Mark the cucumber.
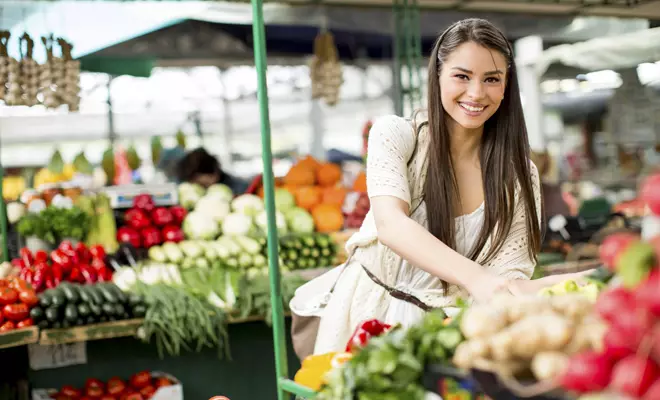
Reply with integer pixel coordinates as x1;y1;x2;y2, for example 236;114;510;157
105;284;127;304
84;285;104;305
86;316;97;325
45;307;60;323
98;315;108;323
37;320;49;329
75;318;84;326
114;304;126;317
60;283;80;304
51;321;62;329
127;293;144;307
77;304;91;318
89;303;102;317
38;291;53;308
30;307;45;323
50;289;67;308
64;304;79;322
78;286;92;303
102;303;116;316
131;305;147;318
98;285;118;303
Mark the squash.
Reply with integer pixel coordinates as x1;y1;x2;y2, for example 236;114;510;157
353;172;367;192
297;155;322;172
322;186;347;208
316;162;342;187
295;186;322;211
312;203;344;233
285;165;316;187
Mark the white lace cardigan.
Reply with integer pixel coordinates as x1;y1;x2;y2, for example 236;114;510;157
344;114;543;308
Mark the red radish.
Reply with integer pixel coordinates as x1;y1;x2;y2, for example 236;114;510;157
610;308;656;351
603;325;635;362
117;227;141;249
599;233;639;270
169;206;187;225
559;351;613;393
641;174;660;215
636;269;660;316
642;378;660;400
596;286;635;323
162;225;184;243
611;355;660;398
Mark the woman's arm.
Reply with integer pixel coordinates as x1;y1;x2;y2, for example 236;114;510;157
371;196;502;295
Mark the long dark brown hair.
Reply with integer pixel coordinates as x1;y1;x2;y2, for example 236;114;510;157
421;18;542;289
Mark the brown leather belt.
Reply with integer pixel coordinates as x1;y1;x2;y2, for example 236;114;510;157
360;264;433;312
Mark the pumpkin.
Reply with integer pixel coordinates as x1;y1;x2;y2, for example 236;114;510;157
353;172;367;192
322;186;347;208
285;165;316;187
317;162;342;187
312;204;345;233
295;186;322;211
297;155;322;172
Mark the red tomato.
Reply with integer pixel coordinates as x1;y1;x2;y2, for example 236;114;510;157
0;287;18;305
3;303;29;321
17;318;33;329
139;385;156;399
129;371;152;389
86;385;104;398
59;385;83;398
18;289;39;307
106;377;126;396
0;321;15;332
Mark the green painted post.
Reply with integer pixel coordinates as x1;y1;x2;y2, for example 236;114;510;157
0;163;8;262
249;0;288;399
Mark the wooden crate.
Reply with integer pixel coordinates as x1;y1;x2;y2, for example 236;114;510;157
0;326;39;349
39;319;144;345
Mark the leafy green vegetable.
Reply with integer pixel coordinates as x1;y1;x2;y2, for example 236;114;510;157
317;308;466;400
17;213;55;244
42;206;91;242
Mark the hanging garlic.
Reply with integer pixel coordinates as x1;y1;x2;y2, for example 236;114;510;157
309;31;343;106
0;31;10;102
39;35;60;109
18;33;39;106
4;57;21;106
57;38;80;112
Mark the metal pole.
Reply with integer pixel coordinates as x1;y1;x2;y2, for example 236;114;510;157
250;1;288;399
392;0;404;116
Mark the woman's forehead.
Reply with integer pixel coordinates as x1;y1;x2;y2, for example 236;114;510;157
444;42;507;74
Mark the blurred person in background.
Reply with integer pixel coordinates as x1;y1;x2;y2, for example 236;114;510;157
176;148;249;195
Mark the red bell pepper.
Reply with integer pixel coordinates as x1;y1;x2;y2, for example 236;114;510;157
45;277;57;289
11;258;25;270
19;268;34;286
91;257;106;271
97;266;114;282
117;227;142;248
50;250;73;271
133;193;155;212
59;240;75;254
19;248;33;268
89;245;106;261
80;264;98;284
32;262;50;292
141;227;162;248
151;207;173;227
51;263;64;284
34;250;49;264
161;225;184;243
76;242;92;263
69;266;83;283
169;205;187;225
345;319;392;352
125;208;152;230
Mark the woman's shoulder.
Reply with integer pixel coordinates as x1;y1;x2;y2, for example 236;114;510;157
369;115;417;146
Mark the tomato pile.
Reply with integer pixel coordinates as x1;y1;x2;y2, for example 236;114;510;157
0;277;38;332
52;371;175;400
13;242;113;293
117;194;185;250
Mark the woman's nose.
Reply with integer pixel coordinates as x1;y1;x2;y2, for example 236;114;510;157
467;80;485;99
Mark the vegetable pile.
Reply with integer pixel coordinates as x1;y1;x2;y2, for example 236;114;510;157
76;193;119;254
32;282;147;329
48;370;175;400
117;193;186;250
0;277;39;332
279;233;338;270
315;310;463;399
13;242;113;293
17;204;91;246
538;277;605;302
452;294;604;386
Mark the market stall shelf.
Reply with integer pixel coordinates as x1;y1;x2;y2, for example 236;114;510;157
39;318;143;345
0;326;39;350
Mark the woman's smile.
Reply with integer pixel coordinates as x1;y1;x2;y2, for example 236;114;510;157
458;101;488;116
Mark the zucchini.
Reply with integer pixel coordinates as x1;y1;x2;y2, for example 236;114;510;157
77;304;91;318
114;304;126;317
102;303;116;316
84;285;104;305
98;285;118;303
127;293;144;307
78;286;92;303
50;289;67;308
105;284;127;304
60;283;80;304
45;307;60;323
131;305;147;318
39;291;53;308
64;304;79;322
30;306;45;323
89;303;102;317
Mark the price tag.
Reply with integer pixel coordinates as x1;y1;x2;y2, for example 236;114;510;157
28;342;87;370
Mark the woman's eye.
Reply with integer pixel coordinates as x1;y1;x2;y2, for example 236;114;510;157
485;77;501;83
454;74;469;80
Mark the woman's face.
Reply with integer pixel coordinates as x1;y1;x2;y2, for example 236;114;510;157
439;41;508;131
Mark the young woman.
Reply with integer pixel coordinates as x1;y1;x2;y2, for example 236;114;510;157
290;18;587;357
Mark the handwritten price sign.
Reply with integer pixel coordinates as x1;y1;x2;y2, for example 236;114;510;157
28;342;87;370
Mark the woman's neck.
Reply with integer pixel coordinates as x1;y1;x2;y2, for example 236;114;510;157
448;122;483;163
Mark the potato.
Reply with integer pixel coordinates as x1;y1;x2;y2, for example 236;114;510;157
531;351;569;381
507;313;573;359
452;341;476;369
489;330;517;361
461;306;508;339
549;294;593;321
506;297;553;323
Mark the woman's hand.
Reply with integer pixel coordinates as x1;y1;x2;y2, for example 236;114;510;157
507;279;541;296
465;272;512;303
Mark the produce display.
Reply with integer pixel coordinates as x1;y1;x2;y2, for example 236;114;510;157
13;242;113;293
116;193;185;250
44;370;176;400
0;276;39;332
32;282;146;329
17;205;90;249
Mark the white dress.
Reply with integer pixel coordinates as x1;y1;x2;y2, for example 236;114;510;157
289;115;543;355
